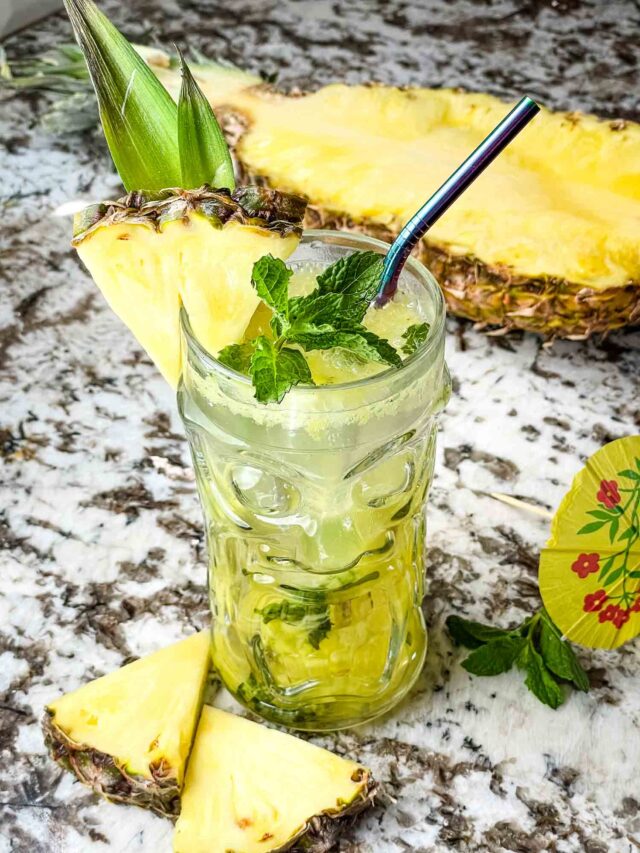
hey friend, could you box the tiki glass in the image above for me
[178,231,450,730]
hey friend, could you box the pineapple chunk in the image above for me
[44,631,211,817]
[173,707,376,853]
[74,186,305,386]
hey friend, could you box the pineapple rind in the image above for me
[301,203,640,338]
[42,631,211,818]
[42,711,181,818]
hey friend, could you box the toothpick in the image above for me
[489,493,554,520]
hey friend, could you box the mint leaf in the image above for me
[289,292,367,326]
[539,610,590,692]
[249,336,313,404]
[446,615,512,649]
[288,323,401,367]
[402,322,430,355]
[252,255,291,318]
[308,616,332,649]
[217,341,254,374]
[316,251,383,302]
[461,637,525,676]
[517,643,565,709]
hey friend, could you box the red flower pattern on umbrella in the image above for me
[583,590,607,612]
[571,553,600,579]
[596,479,620,509]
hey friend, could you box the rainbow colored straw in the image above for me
[376,95,540,305]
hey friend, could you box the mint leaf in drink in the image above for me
[288,324,401,367]
[217,340,255,374]
[402,322,430,355]
[446,615,512,649]
[538,609,590,692]
[251,255,291,318]
[316,251,384,302]
[307,615,332,649]
[461,637,526,676]
[289,292,368,327]
[250,336,314,404]
[517,643,565,709]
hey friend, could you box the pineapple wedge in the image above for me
[43,631,211,817]
[142,49,640,338]
[73,186,306,386]
[173,706,376,853]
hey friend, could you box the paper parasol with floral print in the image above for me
[539,435,640,649]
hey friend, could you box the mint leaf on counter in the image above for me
[447,609,590,710]
[461,637,526,676]
[446,614,512,649]
[250,336,314,404]
[538,608,590,692]
[402,322,430,355]
[517,643,564,710]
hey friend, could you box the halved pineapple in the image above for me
[74,186,306,386]
[43,631,211,817]
[173,706,376,853]
[143,49,640,338]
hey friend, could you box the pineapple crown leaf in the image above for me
[176,48,235,191]
[64,0,182,192]
[62,0,235,193]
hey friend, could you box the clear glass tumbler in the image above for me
[178,230,450,730]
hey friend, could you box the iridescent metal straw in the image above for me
[376,95,540,305]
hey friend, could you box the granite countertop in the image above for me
[1,1,640,851]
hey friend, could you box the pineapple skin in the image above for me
[43,710,182,818]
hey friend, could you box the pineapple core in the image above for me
[47,631,210,784]
[174,706,372,852]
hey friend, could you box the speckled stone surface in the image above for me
[1,1,640,851]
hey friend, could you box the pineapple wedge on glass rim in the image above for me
[43,632,211,817]
[63,0,306,386]
[72,185,305,386]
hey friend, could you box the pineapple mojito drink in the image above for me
[179,232,449,730]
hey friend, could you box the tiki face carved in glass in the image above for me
[178,232,449,730]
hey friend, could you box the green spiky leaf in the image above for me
[64,0,181,191]
[177,52,235,190]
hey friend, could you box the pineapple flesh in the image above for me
[173,706,376,853]
[73,186,306,386]
[43,631,211,817]
[144,50,640,337]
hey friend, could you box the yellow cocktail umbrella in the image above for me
[540,436,640,649]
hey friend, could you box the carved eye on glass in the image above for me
[353,452,416,508]
[229,463,301,517]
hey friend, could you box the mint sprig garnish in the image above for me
[218,251,410,404]
[446,608,589,709]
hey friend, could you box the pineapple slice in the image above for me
[43,631,211,817]
[73,186,306,386]
[173,706,376,853]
